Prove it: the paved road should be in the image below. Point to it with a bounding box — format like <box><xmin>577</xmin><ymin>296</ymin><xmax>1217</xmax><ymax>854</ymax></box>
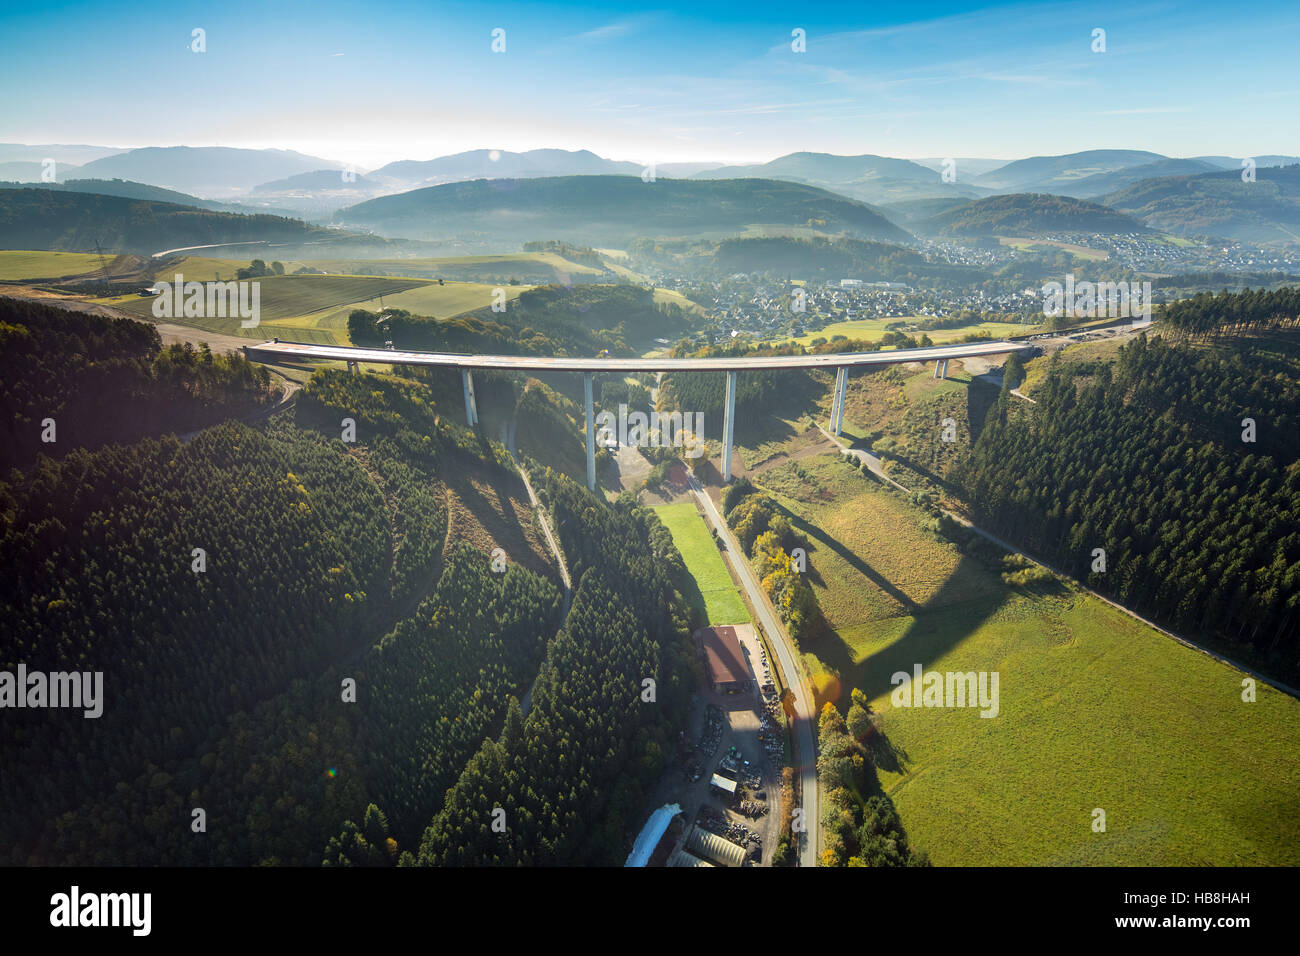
<box><xmin>688</xmin><ymin>474</ymin><xmax>820</xmax><ymax>868</ymax></box>
<box><xmin>151</xmin><ymin>240</ymin><xmax>270</xmax><ymax>259</ymax></box>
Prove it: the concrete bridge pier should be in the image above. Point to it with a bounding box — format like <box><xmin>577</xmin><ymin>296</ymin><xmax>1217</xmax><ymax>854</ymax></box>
<box><xmin>584</xmin><ymin>372</ymin><xmax>596</xmax><ymax>491</ymax></box>
<box><xmin>461</xmin><ymin>368</ymin><xmax>479</xmax><ymax>427</ymax></box>
<box><xmin>347</xmin><ymin>359</ymin><xmax>358</xmax><ymax>375</ymax></box>
<box><xmin>830</xmin><ymin>366</ymin><xmax>848</xmax><ymax>436</ymax></box>
<box><xmin>722</xmin><ymin>370</ymin><xmax>737</xmax><ymax>482</ymax></box>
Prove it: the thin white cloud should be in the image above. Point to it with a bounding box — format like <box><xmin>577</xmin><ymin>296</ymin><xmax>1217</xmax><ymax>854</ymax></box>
<box><xmin>1092</xmin><ymin>107</ymin><xmax>1192</xmax><ymax>115</ymax></box>
<box><xmin>565</xmin><ymin>15</ymin><xmax>655</xmax><ymax>44</ymax></box>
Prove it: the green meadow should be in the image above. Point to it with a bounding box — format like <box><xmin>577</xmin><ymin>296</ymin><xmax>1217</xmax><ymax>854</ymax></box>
<box><xmin>752</xmin><ymin>453</ymin><xmax>1300</xmax><ymax>865</ymax></box>
<box><xmin>93</xmin><ymin>273</ymin><xmax>518</xmax><ymax>346</ymax></box>
<box><xmin>780</xmin><ymin>315</ymin><xmax>1036</xmax><ymax>347</ymax></box>
<box><xmin>0</xmin><ymin>250</ymin><xmax>108</xmax><ymax>280</ymax></box>
<box><xmin>653</xmin><ymin>501</ymin><xmax>750</xmax><ymax>626</ymax></box>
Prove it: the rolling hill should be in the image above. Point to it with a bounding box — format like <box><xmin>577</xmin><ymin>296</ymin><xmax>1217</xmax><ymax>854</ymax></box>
<box><xmin>0</xmin><ymin>178</ymin><xmax>227</xmax><ymax>209</ymax></box>
<box><xmin>76</xmin><ymin>146</ymin><xmax>340</xmax><ymax>196</ymax></box>
<box><xmin>693</xmin><ymin>151</ymin><xmax>987</xmax><ymax>204</ymax></box>
<box><xmin>0</xmin><ymin>143</ymin><xmax>124</xmax><ymax>165</ymax></box>
<box><xmin>253</xmin><ymin>169</ymin><xmax>379</xmax><ymax>193</ymax></box>
<box><xmin>1193</xmin><ymin>154</ymin><xmax>1300</xmax><ymax>170</ymax></box>
<box><xmin>877</xmin><ymin>196</ymin><xmax>974</xmax><ymax>227</ymax></box>
<box><xmin>368</xmin><ymin>148</ymin><xmax>641</xmax><ymax>188</ymax></box>
<box><xmin>335</xmin><ymin>175</ymin><xmax>914</xmax><ymax>244</ymax></box>
<box><xmin>916</xmin><ymin>192</ymin><xmax>1146</xmax><ymax>237</ymax></box>
<box><xmin>0</xmin><ymin>189</ymin><xmax>332</xmax><ymax>255</ymax></box>
<box><xmin>1061</xmin><ymin>158</ymin><xmax>1222</xmax><ymax>198</ymax></box>
<box><xmin>1101</xmin><ymin>165</ymin><xmax>1300</xmax><ymax>241</ymax></box>
<box><xmin>972</xmin><ymin>149</ymin><xmax>1167</xmax><ymax>193</ymax></box>
<box><xmin>0</xmin><ymin>161</ymin><xmax>81</xmax><ymax>183</ymax></box>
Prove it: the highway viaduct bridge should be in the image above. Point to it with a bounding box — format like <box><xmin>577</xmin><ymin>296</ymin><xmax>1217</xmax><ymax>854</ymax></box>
<box><xmin>244</xmin><ymin>339</ymin><xmax>1032</xmax><ymax>491</ymax></box>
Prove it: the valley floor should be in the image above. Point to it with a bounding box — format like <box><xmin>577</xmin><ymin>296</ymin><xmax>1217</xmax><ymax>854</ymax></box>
<box><xmin>741</xmin><ymin>448</ymin><xmax>1300</xmax><ymax>865</ymax></box>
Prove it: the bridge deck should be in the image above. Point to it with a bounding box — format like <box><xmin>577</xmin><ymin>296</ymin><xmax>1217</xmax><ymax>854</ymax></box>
<box><xmin>243</xmin><ymin>339</ymin><xmax>1030</xmax><ymax>371</ymax></box>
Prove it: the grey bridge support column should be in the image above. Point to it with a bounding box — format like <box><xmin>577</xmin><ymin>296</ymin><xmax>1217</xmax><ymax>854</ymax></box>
<box><xmin>830</xmin><ymin>366</ymin><xmax>848</xmax><ymax>436</ymax></box>
<box><xmin>461</xmin><ymin>368</ymin><xmax>478</xmax><ymax>427</ymax></box>
<box><xmin>722</xmin><ymin>370</ymin><xmax>737</xmax><ymax>483</ymax></box>
<box><xmin>584</xmin><ymin>372</ymin><xmax>596</xmax><ymax>492</ymax></box>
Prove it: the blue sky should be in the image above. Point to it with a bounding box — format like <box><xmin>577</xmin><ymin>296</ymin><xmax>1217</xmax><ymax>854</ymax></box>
<box><xmin>2</xmin><ymin>0</ymin><xmax>1297</xmax><ymax>168</ymax></box>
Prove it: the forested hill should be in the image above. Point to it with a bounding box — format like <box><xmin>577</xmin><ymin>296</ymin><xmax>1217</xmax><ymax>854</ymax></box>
<box><xmin>0</xmin><ymin>188</ymin><xmax>328</xmax><ymax>254</ymax></box>
<box><xmin>1</xmin><ymin>336</ymin><xmax>701</xmax><ymax>864</ymax></box>
<box><xmin>415</xmin><ymin>475</ymin><xmax>695</xmax><ymax>865</ymax></box>
<box><xmin>710</xmin><ymin>236</ymin><xmax>925</xmax><ymax>277</ymax></box>
<box><xmin>336</xmin><ymin>175</ymin><xmax>914</xmax><ymax>244</ymax></box>
<box><xmin>0</xmin><ymin>352</ymin><xmax>562</xmax><ymax>864</ymax></box>
<box><xmin>954</xmin><ymin>314</ymin><xmax>1300</xmax><ymax>681</ymax></box>
<box><xmin>1101</xmin><ymin>164</ymin><xmax>1300</xmax><ymax>241</ymax></box>
<box><xmin>0</xmin><ymin>297</ymin><xmax>276</xmax><ymax>469</ymax></box>
<box><xmin>916</xmin><ymin>192</ymin><xmax>1146</xmax><ymax>237</ymax></box>
<box><xmin>0</xmin><ymin>178</ymin><xmax>226</xmax><ymax>210</ymax></box>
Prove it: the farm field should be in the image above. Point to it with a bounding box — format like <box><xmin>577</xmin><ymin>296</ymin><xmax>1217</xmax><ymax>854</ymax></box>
<box><xmin>652</xmin><ymin>501</ymin><xmax>750</xmax><ymax>626</ymax></box>
<box><xmin>94</xmin><ymin>273</ymin><xmax>437</xmax><ymax>344</ymax></box>
<box><xmin>781</xmin><ymin>315</ymin><xmax>1037</xmax><ymax>346</ymax></box>
<box><xmin>153</xmin><ymin>256</ymin><xmax>250</xmax><ymax>281</ymax></box>
<box><xmin>748</xmin><ymin>452</ymin><xmax>1300</xmax><ymax>865</ymax></box>
<box><xmin>997</xmin><ymin>236</ymin><xmax>1110</xmax><ymax>260</ymax></box>
<box><xmin>0</xmin><ymin>250</ymin><xmax>109</xmax><ymax>280</ymax></box>
<box><xmin>293</xmin><ymin>251</ymin><xmax>604</xmax><ymax>281</ymax></box>
<box><xmin>350</xmin><ymin>281</ymin><xmax>528</xmax><ymax>321</ymax></box>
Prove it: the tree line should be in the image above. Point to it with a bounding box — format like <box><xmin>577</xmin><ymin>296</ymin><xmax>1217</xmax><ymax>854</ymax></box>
<box><xmin>1</xmin><ymin>296</ymin><xmax>274</xmax><ymax>469</ymax></box>
<box><xmin>955</xmin><ymin>328</ymin><xmax>1300</xmax><ymax>679</ymax></box>
<box><xmin>414</xmin><ymin>475</ymin><xmax>696</xmax><ymax>865</ymax></box>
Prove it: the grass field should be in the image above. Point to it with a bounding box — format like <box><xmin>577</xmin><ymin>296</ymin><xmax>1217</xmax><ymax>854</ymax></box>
<box><xmin>354</xmin><ymin>281</ymin><xmax>528</xmax><ymax>322</ymax></box>
<box><xmin>781</xmin><ymin>315</ymin><xmax>1037</xmax><ymax>347</ymax></box>
<box><xmin>998</xmin><ymin>236</ymin><xmax>1110</xmax><ymax>261</ymax></box>
<box><xmin>94</xmin><ymin>273</ymin><xmax>439</xmax><ymax>345</ymax></box>
<box><xmin>0</xmin><ymin>250</ymin><xmax>109</xmax><ymax>280</ymax></box>
<box><xmin>653</xmin><ymin>287</ymin><xmax>704</xmax><ymax>314</ymax></box>
<box><xmin>292</xmin><ymin>252</ymin><xmax>603</xmax><ymax>281</ymax></box>
<box><xmin>156</xmin><ymin>256</ymin><xmax>250</xmax><ymax>281</ymax></box>
<box><xmin>653</xmin><ymin>501</ymin><xmax>750</xmax><ymax>626</ymax></box>
<box><xmin>748</xmin><ymin>452</ymin><xmax>1300</xmax><ymax>865</ymax></box>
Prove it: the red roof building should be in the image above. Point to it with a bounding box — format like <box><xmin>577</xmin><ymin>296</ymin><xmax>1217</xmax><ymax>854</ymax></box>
<box><xmin>699</xmin><ymin>625</ymin><xmax>749</xmax><ymax>693</ymax></box>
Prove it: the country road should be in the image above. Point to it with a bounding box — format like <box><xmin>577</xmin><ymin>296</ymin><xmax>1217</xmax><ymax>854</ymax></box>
<box><xmin>688</xmin><ymin>473</ymin><xmax>820</xmax><ymax>868</ymax></box>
